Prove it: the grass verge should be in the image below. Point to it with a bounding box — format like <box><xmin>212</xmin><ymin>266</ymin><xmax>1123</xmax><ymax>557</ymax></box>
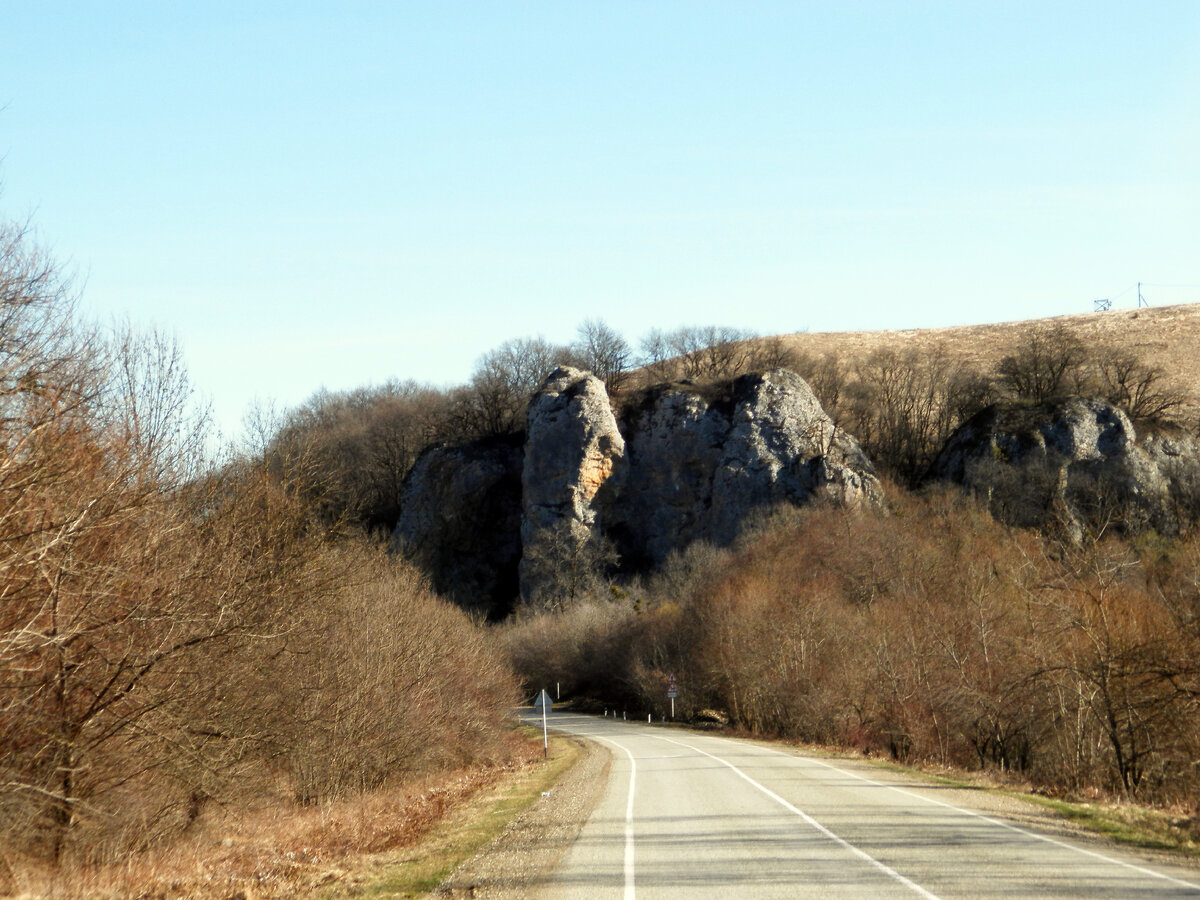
<box><xmin>1019</xmin><ymin>794</ymin><xmax>1200</xmax><ymax>855</ymax></box>
<box><xmin>324</xmin><ymin>734</ymin><xmax>581</xmax><ymax>898</ymax></box>
<box><xmin>790</xmin><ymin>740</ymin><xmax>1200</xmax><ymax>857</ymax></box>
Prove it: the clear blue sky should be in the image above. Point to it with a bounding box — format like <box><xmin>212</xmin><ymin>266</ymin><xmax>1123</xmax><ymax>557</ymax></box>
<box><xmin>3</xmin><ymin>2</ymin><xmax>1199</xmax><ymax>436</ymax></box>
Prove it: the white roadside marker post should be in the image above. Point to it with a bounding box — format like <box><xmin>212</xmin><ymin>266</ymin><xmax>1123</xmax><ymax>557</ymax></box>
<box><xmin>541</xmin><ymin>689</ymin><xmax>549</xmax><ymax>757</ymax></box>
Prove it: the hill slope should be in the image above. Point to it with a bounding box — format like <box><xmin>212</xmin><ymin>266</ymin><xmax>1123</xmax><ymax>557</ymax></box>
<box><xmin>776</xmin><ymin>303</ymin><xmax>1200</xmax><ymax>399</ymax></box>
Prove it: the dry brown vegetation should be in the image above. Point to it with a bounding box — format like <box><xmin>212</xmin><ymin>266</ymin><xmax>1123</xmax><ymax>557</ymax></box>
<box><xmin>502</xmin><ymin>489</ymin><xmax>1200</xmax><ymax>814</ymax></box>
<box><xmin>0</xmin><ymin>221</ymin><xmax>520</xmax><ymax>895</ymax></box>
<box><xmin>779</xmin><ymin>304</ymin><xmax>1200</xmax><ymax>400</ymax></box>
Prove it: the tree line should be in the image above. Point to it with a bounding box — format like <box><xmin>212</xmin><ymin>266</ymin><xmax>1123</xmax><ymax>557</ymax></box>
<box><xmin>0</xmin><ymin>221</ymin><xmax>518</xmax><ymax>875</ymax></box>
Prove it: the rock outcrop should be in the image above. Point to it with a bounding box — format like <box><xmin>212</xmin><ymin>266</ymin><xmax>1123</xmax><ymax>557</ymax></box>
<box><xmin>390</xmin><ymin>436</ymin><xmax>523</xmax><ymax>619</ymax></box>
<box><xmin>392</xmin><ymin>367</ymin><xmax>882</xmax><ymax>615</ymax></box>
<box><xmin>520</xmin><ymin>368</ymin><xmax>626</xmax><ymax>605</ymax></box>
<box><xmin>931</xmin><ymin>398</ymin><xmax>1200</xmax><ymax>541</ymax></box>
<box><xmin>614</xmin><ymin>369</ymin><xmax>881</xmax><ymax>566</ymax></box>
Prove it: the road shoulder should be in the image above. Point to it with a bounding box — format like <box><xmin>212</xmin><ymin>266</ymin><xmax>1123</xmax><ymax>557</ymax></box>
<box><xmin>435</xmin><ymin>736</ymin><xmax>612</xmax><ymax>898</ymax></box>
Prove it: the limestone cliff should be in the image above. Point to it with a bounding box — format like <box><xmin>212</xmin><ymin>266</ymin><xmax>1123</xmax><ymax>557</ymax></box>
<box><xmin>931</xmin><ymin>398</ymin><xmax>1199</xmax><ymax>541</ymax></box>
<box><xmin>392</xmin><ymin>367</ymin><xmax>881</xmax><ymax>613</ymax></box>
<box><xmin>520</xmin><ymin>368</ymin><xmax>626</xmax><ymax>605</ymax></box>
<box><xmin>613</xmin><ymin>369</ymin><xmax>881</xmax><ymax>567</ymax></box>
<box><xmin>390</xmin><ymin>436</ymin><xmax>523</xmax><ymax>619</ymax></box>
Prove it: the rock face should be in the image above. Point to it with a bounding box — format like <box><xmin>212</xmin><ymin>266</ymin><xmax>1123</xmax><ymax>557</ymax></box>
<box><xmin>614</xmin><ymin>369</ymin><xmax>881</xmax><ymax>567</ymax></box>
<box><xmin>931</xmin><ymin>398</ymin><xmax>1199</xmax><ymax>540</ymax></box>
<box><xmin>392</xmin><ymin>367</ymin><xmax>882</xmax><ymax>615</ymax></box>
<box><xmin>520</xmin><ymin>368</ymin><xmax>626</xmax><ymax>605</ymax></box>
<box><xmin>390</xmin><ymin>436</ymin><xmax>523</xmax><ymax>619</ymax></box>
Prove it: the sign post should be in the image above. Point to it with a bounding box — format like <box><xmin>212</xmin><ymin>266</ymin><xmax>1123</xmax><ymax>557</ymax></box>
<box><xmin>667</xmin><ymin>673</ymin><xmax>678</xmax><ymax>720</ymax></box>
<box><xmin>534</xmin><ymin>689</ymin><xmax>551</xmax><ymax>757</ymax></box>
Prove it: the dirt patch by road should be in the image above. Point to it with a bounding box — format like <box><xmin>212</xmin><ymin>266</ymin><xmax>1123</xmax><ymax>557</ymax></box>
<box><xmin>435</xmin><ymin>737</ymin><xmax>610</xmax><ymax>899</ymax></box>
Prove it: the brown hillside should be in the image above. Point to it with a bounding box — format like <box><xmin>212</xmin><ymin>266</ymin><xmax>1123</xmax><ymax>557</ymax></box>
<box><xmin>774</xmin><ymin>302</ymin><xmax>1200</xmax><ymax>403</ymax></box>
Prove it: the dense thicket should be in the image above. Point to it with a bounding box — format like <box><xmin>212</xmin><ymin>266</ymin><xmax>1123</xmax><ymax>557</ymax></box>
<box><xmin>502</xmin><ymin>491</ymin><xmax>1200</xmax><ymax>806</ymax></box>
<box><xmin>0</xmin><ymin>222</ymin><xmax>518</xmax><ymax>872</ymax></box>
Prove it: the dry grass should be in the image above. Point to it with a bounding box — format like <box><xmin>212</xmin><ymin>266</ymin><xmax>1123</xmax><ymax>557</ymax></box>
<box><xmin>329</xmin><ymin>732</ymin><xmax>583</xmax><ymax>898</ymax></box>
<box><xmin>3</xmin><ymin>733</ymin><xmax>561</xmax><ymax>900</ymax></box>
<box><xmin>775</xmin><ymin>302</ymin><xmax>1200</xmax><ymax>399</ymax></box>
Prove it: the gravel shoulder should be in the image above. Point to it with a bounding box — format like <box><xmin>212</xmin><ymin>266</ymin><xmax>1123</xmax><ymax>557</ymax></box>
<box><xmin>435</xmin><ymin>737</ymin><xmax>611</xmax><ymax>899</ymax></box>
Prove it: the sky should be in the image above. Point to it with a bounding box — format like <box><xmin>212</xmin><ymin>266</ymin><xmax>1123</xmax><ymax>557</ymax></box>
<box><xmin>3</xmin><ymin>2</ymin><xmax>1199</xmax><ymax>438</ymax></box>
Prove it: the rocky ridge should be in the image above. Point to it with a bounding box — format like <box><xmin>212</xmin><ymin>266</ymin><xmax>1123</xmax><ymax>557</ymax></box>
<box><xmin>395</xmin><ymin>369</ymin><xmax>1200</xmax><ymax>617</ymax></box>
<box><xmin>611</xmin><ymin>368</ymin><xmax>880</xmax><ymax>568</ymax></box>
<box><xmin>393</xmin><ymin>367</ymin><xmax>882</xmax><ymax>615</ymax></box>
<box><xmin>931</xmin><ymin>397</ymin><xmax>1200</xmax><ymax>541</ymax></box>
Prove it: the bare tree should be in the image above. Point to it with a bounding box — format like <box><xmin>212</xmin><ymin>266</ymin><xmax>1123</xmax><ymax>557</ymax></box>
<box><xmin>845</xmin><ymin>346</ymin><xmax>983</xmax><ymax>483</ymax></box>
<box><xmin>573</xmin><ymin>319</ymin><xmax>632</xmax><ymax>393</ymax></box>
<box><xmin>667</xmin><ymin>326</ymin><xmax>758</xmax><ymax>380</ymax></box>
<box><xmin>521</xmin><ymin>525</ymin><xmax>619</xmax><ymax>612</ymax></box>
<box><xmin>746</xmin><ymin>335</ymin><xmax>801</xmax><ymax>373</ymax></box>
<box><xmin>996</xmin><ymin>323</ymin><xmax>1090</xmax><ymax>403</ymax></box>
<box><xmin>1093</xmin><ymin>348</ymin><xmax>1187</xmax><ymax>427</ymax></box>
<box><xmin>450</xmin><ymin>336</ymin><xmax>570</xmax><ymax>437</ymax></box>
<box><xmin>636</xmin><ymin>325</ymin><xmax>759</xmax><ymax>384</ymax></box>
<box><xmin>638</xmin><ymin>328</ymin><xmax>674</xmax><ymax>382</ymax></box>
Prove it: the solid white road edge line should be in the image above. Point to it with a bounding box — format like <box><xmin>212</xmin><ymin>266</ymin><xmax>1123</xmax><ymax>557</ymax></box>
<box><xmin>754</xmin><ymin>741</ymin><xmax>1200</xmax><ymax>893</ymax></box>
<box><xmin>656</xmin><ymin>736</ymin><xmax>943</xmax><ymax>900</ymax></box>
<box><xmin>589</xmin><ymin>734</ymin><xmax>637</xmax><ymax>900</ymax></box>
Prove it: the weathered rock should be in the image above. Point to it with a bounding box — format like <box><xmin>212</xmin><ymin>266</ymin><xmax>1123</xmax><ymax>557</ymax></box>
<box><xmin>520</xmin><ymin>367</ymin><xmax>625</xmax><ymax>605</ymax></box>
<box><xmin>931</xmin><ymin>398</ymin><xmax>1199</xmax><ymax>540</ymax></box>
<box><xmin>394</xmin><ymin>367</ymin><xmax>882</xmax><ymax>614</ymax></box>
<box><xmin>390</xmin><ymin>436</ymin><xmax>523</xmax><ymax>619</ymax></box>
<box><xmin>615</xmin><ymin>369</ymin><xmax>881</xmax><ymax>566</ymax></box>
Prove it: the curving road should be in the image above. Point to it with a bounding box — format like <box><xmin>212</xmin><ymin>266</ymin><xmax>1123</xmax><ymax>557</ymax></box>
<box><xmin>521</xmin><ymin>709</ymin><xmax>1200</xmax><ymax>899</ymax></box>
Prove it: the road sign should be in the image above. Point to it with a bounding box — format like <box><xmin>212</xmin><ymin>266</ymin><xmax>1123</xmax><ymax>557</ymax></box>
<box><xmin>667</xmin><ymin>687</ymin><xmax>678</xmax><ymax>699</ymax></box>
<box><xmin>668</xmin><ymin>673</ymin><xmax>677</xmax><ymax>684</ymax></box>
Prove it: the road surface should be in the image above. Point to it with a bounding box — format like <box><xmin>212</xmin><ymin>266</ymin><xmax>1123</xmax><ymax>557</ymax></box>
<box><xmin>521</xmin><ymin>709</ymin><xmax>1200</xmax><ymax>899</ymax></box>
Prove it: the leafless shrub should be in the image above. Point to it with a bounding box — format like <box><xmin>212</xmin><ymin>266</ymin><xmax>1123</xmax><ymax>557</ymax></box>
<box><xmin>268</xmin><ymin>380</ymin><xmax>453</xmax><ymax>532</ymax></box>
<box><xmin>844</xmin><ymin>346</ymin><xmax>987</xmax><ymax>484</ymax></box>
<box><xmin>500</xmin><ymin>601</ymin><xmax>637</xmax><ymax>705</ymax></box>
<box><xmin>283</xmin><ymin>546</ymin><xmax>519</xmax><ymax>804</ymax></box>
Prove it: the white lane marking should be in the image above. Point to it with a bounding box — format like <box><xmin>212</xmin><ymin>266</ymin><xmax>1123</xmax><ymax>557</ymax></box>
<box><xmin>656</xmin><ymin>736</ymin><xmax>943</xmax><ymax>900</ymax></box>
<box><xmin>588</xmin><ymin>734</ymin><xmax>637</xmax><ymax>900</ymax></box>
<box><xmin>764</xmin><ymin>748</ymin><xmax>1200</xmax><ymax>893</ymax></box>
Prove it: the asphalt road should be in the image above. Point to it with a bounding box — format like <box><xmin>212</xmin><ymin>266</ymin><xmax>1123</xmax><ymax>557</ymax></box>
<box><xmin>521</xmin><ymin>709</ymin><xmax>1200</xmax><ymax>899</ymax></box>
